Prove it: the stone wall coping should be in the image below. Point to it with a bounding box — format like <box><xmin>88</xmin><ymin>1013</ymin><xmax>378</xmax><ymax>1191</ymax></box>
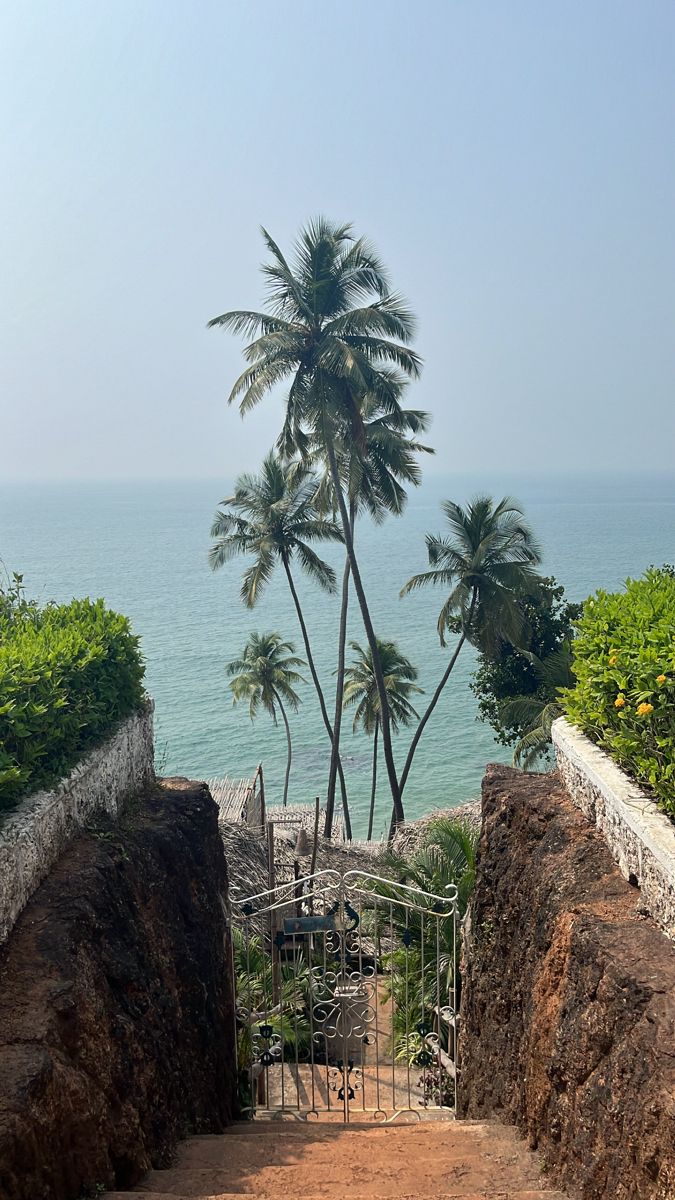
<box><xmin>0</xmin><ymin>699</ymin><xmax>155</xmax><ymax>944</ymax></box>
<box><xmin>552</xmin><ymin>715</ymin><xmax>675</xmax><ymax>937</ymax></box>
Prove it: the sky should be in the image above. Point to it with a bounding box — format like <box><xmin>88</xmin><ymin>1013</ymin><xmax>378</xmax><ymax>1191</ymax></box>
<box><xmin>1</xmin><ymin>1</ymin><xmax>674</xmax><ymax>482</ymax></box>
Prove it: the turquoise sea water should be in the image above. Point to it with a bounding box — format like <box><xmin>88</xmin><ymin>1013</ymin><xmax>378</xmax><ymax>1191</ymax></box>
<box><xmin>1</xmin><ymin>472</ymin><xmax>673</xmax><ymax>837</ymax></box>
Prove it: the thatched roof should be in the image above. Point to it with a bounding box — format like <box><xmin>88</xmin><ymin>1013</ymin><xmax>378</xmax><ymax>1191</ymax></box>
<box><xmin>219</xmin><ymin>789</ymin><xmax>481</xmax><ymax>919</ymax></box>
<box><xmin>208</xmin><ymin>776</ymin><xmax>253</xmax><ymax>824</ymax></box>
<box><xmin>222</xmin><ymin>815</ymin><xmax>386</xmax><ymax>915</ymax></box>
<box><xmin>389</xmin><ymin>800</ymin><xmax>481</xmax><ymax>858</ymax></box>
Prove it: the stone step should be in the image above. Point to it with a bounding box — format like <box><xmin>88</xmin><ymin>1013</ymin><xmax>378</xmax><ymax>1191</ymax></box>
<box><xmin>132</xmin><ymin>1155</ymin><xmax>548</xmax><ymax>1196</ymax></box>
<box><xmin>103</xmin><ymin>1120</ymin><xmax>565</xmax><ymax>1200</ymax></box>
<box><xmin>175</xmin><ymin>1121</ymin><xmax>520</xmax><ymax>1146</ymax></box>
<box><xmin>173</xmin><ymin>1125</ymin><xmax>527</xmax><ymax>1170</ymax></box>
<box><xmin>106</xmin><ymin>1192</ymin><xmax>566</xmax><ymax>1200</ymax></box>
<box><xmin>204</xmin><ymin>1119</ymin><xmax>499</xmax><ymax>1135</ymax></box>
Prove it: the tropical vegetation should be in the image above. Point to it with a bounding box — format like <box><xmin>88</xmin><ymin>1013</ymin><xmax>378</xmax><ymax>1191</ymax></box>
<box><xmin>0</xmin><ymin>594</ymin><xmax>145</xmax><ymax>811</ymax></box>
<box><xmin>563</xmin><ymin>567</ymin><xmax>675</xmax><ymax>815</ymax></box>
<box><xmin>227</xmin><ymin>632</ymin><xmax>306</xmax><ymax>808</ymax></box>
<box><xmin>372</xmin><ymin>815</ymin><xmax>479</xmax><ymax>1100</ymax></box>
<box><xmin>399</xmin><ymin>496</ymin><xmax>542</xmax><ymax>800</ymax></box>
<box><xmin>471</xmin><ymin>576</ymin><xmax>581</xmax><ymax>766</ymax></box>
<box><xmin>210</xmin><ymin>217</ymin><xmax>423</xmax><ymax>830</ymax></box>
<box><xmin>231</xmin><ymin>924</ymin><xmax>312</xmax><ymax>1111</ymax></box>
<box><xmin>342</xmin><ymin>639</ymin><xmax>422</xmax><ymax>840</ymax></box>
<box><xmin>211</xmin><ymin>218</ymin><xmax>553</xmax><ymax>838</ymax></box>
<box><xmin>210</xmin><ymin>452</ymin><xmax>352</xmax><ymax>834</ymax></box>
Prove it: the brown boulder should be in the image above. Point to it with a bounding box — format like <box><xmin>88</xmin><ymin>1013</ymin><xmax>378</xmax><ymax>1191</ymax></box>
<box><xmin>0</xmin><ymin>778</ymin><xmax>237</xmax><ymax>1200</ymax></box>
<box><xmin>459</xmin><ymin>764</ymin><xmax>675</xmax><ymax>1200</ymax></box>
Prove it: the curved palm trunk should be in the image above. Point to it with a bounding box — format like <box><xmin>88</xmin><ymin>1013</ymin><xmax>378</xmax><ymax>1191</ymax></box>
<box><xmin>367</xmin><ymin>720</ymin><xmax>379</xmax><ymax>841</ymax></box>
<box><xmin>281</xmin><ymin>554</ymin><xmax>352</xmax><ymax>840</ymax></box>
<box><xmin>274</xmin><ymin>691</ymin><xmax>293</xmax><ymax>808</ymax></box>
<box><xmin>394</xmin><ymin>591</ymin><xmax>478</xmax><ymax>831</ymax></box>
<box><xmin>324</xmin><ymin>501</ymin><xmax>355</xmax><ymax>838</ymax></box>
<box><xmin>325</xmin><ymin>441</ymin><xmax>405</xmax><ymax>828</ymax></box>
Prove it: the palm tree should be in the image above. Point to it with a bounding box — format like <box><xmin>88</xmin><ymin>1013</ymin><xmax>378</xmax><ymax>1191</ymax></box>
<box><xmin>209</xmin><ymin>217</ymin><xmax>422</xmax><ymax>827</ymax></box>
<box><xmin>210</xmin><ymin>451</ymin><xmax>353</xmax><ymax>837</ymax></box>
<box><xmin>399</xmin><ymin>496</ymin><xmax>542</xmax><ymax>805</ymax></box>
<box><xmin>342</xmin><ymin>639</ymin><xmax>422</xmax><ymax>841</ymax></box>
<box><xmin>317</xmin><ymin>398</ymin><xmax>433</xmax><ymax>836</ymax></box>
<box><xmin>227</xmin><ymin>632</ymin><xmax>305</xmax><ymax>807</ymax></box>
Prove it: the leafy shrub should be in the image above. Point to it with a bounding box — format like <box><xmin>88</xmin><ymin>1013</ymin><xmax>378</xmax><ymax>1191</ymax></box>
<box><xmin>472</xmin><ymin>576</ymin><xmax>581</xmax><ymax>747</ymax></box>
<box><xmin>563</xmin><ymin>568</ymin><xmax>675</xmax><ymax>814</ymax></box>
<box><xmin>0</xmin><ymin>597</ymin><xmax>145</xmax><ymax>811</ymax></box>
<box><xmin>0</xmin><ymin>570</ymin><xmax>39</xmax><ymax>626</ymax></box>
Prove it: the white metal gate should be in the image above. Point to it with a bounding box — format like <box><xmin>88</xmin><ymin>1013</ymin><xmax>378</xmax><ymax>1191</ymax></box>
<box><xmin>232</xmin><ymin>869</ymin><xmax>458</xmax><ymax>1123</ymax></box>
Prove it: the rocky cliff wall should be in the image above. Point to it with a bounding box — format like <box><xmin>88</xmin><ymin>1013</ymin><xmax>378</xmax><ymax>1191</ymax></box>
<box><xmin>459</xmin><ymin>765</ymin><xmax>675</xmax><ymax>1200</ymax></box>
<box><xmin>0</xmin><ymin>778</ymin><xmax>237</xmax><ymax>1200</ymax></box>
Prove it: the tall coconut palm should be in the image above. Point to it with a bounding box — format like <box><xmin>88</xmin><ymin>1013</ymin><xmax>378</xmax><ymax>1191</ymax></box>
<box><xmin>317</xmin><ymin>398</ymin><xmax>433</xmax><ymax>836</ymax></box>
<box><xmin>342</xmin><ymin>639</ymin><xmax>422</xmax><ymax>841</ymax></box>
<box><xmin>399</xmin><ymin>496</ymin><xmax>542</xmax><ymax>805</ymax></box>
<box><xmin>209</xmin><ymin>217</ymin><xmax>422</xmax><ymax>827</ymax></box>
<box><xmin>210</xmin><ymin>451</ymin><xmax>352</xmax><ymax>837</ymax></box>
<box><xmin>227</xmin><ymin>632</ymin><xmax>305</xmax><ymax>807</ymax></box>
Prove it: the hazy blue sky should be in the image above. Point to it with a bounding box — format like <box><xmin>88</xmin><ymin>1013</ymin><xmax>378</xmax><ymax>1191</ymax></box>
<box><xmin>2</xmin><ymin>1</ymin><xmax>674</xmax><ymax>481</ymax></box>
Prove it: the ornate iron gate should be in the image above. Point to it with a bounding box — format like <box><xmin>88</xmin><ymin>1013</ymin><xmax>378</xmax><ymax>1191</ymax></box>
<box><xmin>232</xmin><ymin>869</ymin><xmax>458</xmax><ymax>1123</ymax></box>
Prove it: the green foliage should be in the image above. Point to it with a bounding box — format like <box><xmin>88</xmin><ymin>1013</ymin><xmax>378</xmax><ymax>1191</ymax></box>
<box><xmin>227</xmin><ymin>632</ymin><xmax>305</xmax><ymax>722</ymax></box>
<box><xmin>211</xmin><ymin>217</ymin><xmax>426</xmax><ymax>826</ymax></box>
<box><xmin>210</xmin><ymin>450</ymin><xmax>343</xmax><ymax>605</ymax></box>
<box><xmin>374</xmin><ymin>816</ymin><xmax>478</xmax><ymax>1066</ymax></box>
<box><xmin>471</xmin><ymin>577</ymin><xmax>581</xmax><ymax>761</ymax></box>
<box><xmin>402</xmin><ymin>495</ymin><xmax>542</xmax><ymax>651</ymax></box>
<box><xmin>343</xmin><ymin>639</ymin><xmax>422</xmax><ymax>735</ymax></box>
<box><xmin>0</xmin><ymin>569</ymin><xmax>40</xmax><ymax>626</ymax></box>
<box><xmin>562</xmin><ymin>568</ymin><xmax>675</xmax><ymax>814</ymax></box>
<box><xmin>231</xmin><ymin>926</ymin><xmax>312</xmax><ymax>1069</ymax></box>
<box><xmin>0</xmin><ymin>597</ymin><xmax>145</xmax><ymax>811</ymax></box>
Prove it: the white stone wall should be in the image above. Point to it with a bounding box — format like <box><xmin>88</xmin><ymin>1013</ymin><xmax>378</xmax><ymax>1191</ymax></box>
<box><xmin>0</xmin><ymin>702</ymin><xmax>155</xmax><ymax>944</ymax></box>
<box><xmin>552</xmin><ymin>716</ymin><xmax>675</xmax><ymax>939</ymax></box>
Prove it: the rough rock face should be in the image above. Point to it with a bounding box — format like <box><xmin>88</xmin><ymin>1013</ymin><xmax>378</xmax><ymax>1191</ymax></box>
<box><xmin>459</xmin><ymin>764</ymin><xmax>675</xmax><ymax>1200</ymax></box>
<box><xmin>0</xmin><ymin>778</ymin><xmax>237</xmax><ymax>1200</ymax></box>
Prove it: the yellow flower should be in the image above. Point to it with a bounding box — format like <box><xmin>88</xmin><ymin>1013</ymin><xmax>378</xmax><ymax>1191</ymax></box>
<box><xmin>614</xmin><ymin>695</ymin><xmax>626</xmax><ymax>708</ymax></box>
<box><xmin>656</xmin><ymin>674</ymin><xmax>667</xmax><ymax>684</ymax></box>
<box><xmin>637</xmin><ymin>702</ymin><xmax>654</xmax><ymax>716</ymax></box>
<box><xmin>609</xmin><ymin>655</ymin><xmax>618</xmax><ymax>666</ymax></box>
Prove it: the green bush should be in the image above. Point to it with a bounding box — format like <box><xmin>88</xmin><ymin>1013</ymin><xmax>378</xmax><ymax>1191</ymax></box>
<box><xmin>563</xmin><ymin>568</ymin><xmax>675</xmax><ymax>815</ymax></box>
<box><xmin>0</xmin><ymin>597</ymin><xmax>145</xmax><ymax>812</ymax></box>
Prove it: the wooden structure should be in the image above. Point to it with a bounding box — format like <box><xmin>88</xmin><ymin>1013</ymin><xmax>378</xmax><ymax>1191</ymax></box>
<box><xmin>207</xmin><ymin>764</ymin><xmax>265</xmax><ymax>830</ymax></box>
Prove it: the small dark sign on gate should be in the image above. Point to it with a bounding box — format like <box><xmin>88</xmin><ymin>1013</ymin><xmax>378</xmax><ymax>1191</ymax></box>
<box><xmin>282</xmin><ymin>914</ymin><xmax>336</xmax><ymax>935</ymax></box>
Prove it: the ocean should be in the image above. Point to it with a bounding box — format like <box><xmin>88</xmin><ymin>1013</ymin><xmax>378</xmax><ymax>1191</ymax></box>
<box><xmin>1</xmin><ymin>471</ymin><xmax>672</xmax><ymax>837</ymax></box>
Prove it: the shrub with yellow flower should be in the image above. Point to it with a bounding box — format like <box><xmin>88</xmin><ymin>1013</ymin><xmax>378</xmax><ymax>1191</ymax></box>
<box><xmin>562</xmin><ymin>568</ymin><xmax>675</xmax><ymax>815</ymax></box>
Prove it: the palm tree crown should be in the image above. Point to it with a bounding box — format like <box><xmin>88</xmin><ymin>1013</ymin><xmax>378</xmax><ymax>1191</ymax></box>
<box><xmin>227</xmin><ymin>632</ymin><xmax>305</xmax><ymax>722</ymax></box>
<box><xmin>210</xmin><ymin>451</ymin><xmax>343</xmax><ymax>606</ymax></box>
<box><xmin>208</xmin><ymin>216</ymin><xmax>422</xmax><ymax>451</ymax></box>
<box><xmin>343</xmin><ymin>639</ymin><xmax>422</xmax><ymax>734</ymax></box>
<box><xmin>312</xmin><ymin>394</ymin><xmax>433</xmax><ymax>524</ymax></box>
<box><xmin>396</xmin><ymin>496</ymin><xmax>542</xmax><ymax>802</ymax></box>
<box><xmin>402</xmin><ymin>496</ymin><xmax>542</xmax><ymax>652</ymax></box>
<box><xmin>227</xmin><ymin>631</ymin><xmax>306</xmax><ymax>808</ymax></box>
<box><xmin>343</xmin><ymin>638</ymin><xmax>422</xmax><ymax>840</ymax></box>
